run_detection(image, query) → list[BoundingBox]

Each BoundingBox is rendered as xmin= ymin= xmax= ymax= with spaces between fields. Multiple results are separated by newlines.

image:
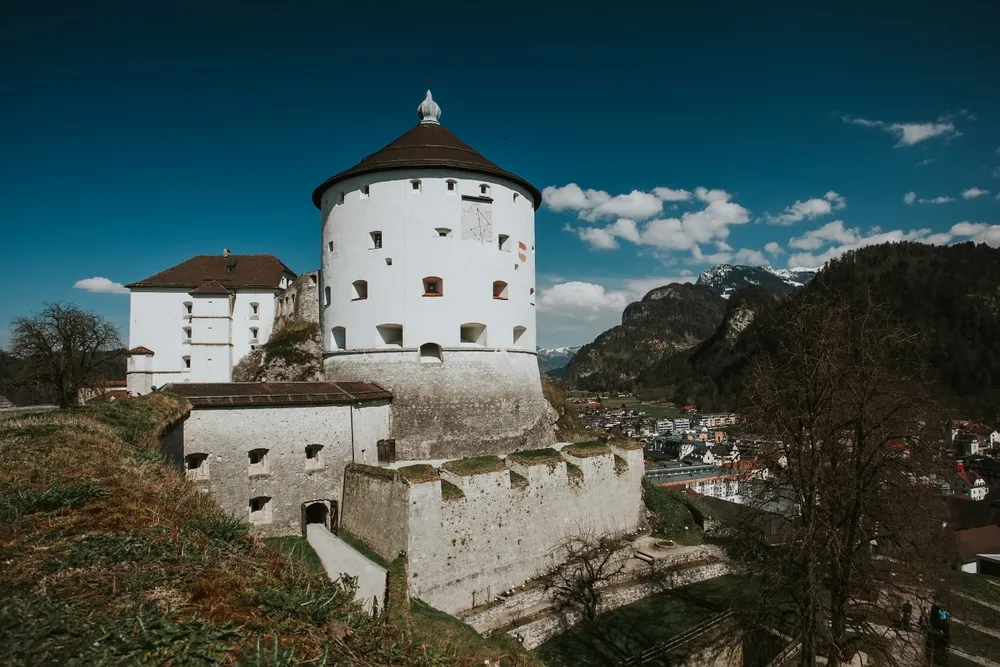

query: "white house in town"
xmin=954 ymin=464 xmax=989 ymax=502
xmin=125 ymin=252 xmax=295 ymax=393
xmin=312 ymin=91 xmax=554 ymax=460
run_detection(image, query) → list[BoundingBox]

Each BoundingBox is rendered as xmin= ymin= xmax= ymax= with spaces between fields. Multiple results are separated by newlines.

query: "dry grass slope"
xmin=0 ymin=395 xmax=533 ymax=666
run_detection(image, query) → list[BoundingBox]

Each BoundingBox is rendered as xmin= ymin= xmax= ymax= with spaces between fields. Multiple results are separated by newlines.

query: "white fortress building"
xmin=313 ymin=92 xmax=554 ymax=460
xmin=125 ymin=253 xmax=296 ymax=393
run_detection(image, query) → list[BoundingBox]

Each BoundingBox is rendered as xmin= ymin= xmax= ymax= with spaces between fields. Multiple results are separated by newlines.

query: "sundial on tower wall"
xmin=462 ymin=201 xmax=493 ymax=243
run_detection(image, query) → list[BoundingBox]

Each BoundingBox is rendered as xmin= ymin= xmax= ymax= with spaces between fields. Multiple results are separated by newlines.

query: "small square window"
xmin=447 ymin=180 xmax=456 ymax=192
xmin=183 ymin=356 xmax=191 ymax=369
xmin=480 ymin=184 xmax=489 ymax=195
xmin=339 ymin=192 xmax=345 ymax=204
xmin=184 ymin=302 xmax=192 ymax=315
xmin=435 ymin=227 xmax=452 ymax=237
xmin=226 ymin=264 xmax=235 ymax=273
xmin=411 ymin=180 xmax=421 ymax=191
xmin=499 ymin=234 xmax=511 ymax=252
xmin=361 ymin=184 xmax=370 ymax=197
xmin=370 ymin=231 xmax=382 ymax=250
xmin=328 ymin=240 xmax=334 ymax=252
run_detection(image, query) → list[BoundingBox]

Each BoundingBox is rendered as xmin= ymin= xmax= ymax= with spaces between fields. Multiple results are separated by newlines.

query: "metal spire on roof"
xmin=417 ymin=90 xmax=441 ymax=125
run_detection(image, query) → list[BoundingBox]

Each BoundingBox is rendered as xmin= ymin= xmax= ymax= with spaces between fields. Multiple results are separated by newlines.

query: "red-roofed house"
xmin=954 ymin=463 xmax=989 ymax=502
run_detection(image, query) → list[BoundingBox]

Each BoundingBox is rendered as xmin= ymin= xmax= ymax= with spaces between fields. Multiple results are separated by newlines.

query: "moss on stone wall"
xmin=509 ymin=470 xmax=529 ymax=490
xmin=614 ymin=454 xmax=629 ymax=476
xmin=398 ymin=464 xmax=440 ymax=484
xmin=441 ymin=456 xmax=505 ymax=476
xmin=566 ymin=462 xmax=584 ymax=485
xmin=346 ymin=462 xmax=398 ymax=482
xmin=441 ymin=480 xmax=465 ymax=501
xmin=506 ymin=447 xmax=563 ymax=468
xmin=563 ymin=441 xmax=611 ymax=458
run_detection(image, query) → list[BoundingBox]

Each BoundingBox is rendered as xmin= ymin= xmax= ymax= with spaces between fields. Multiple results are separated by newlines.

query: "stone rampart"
xmin=275 ymin=270 xmax=319 ymax=326
xmin=340 ymin=443 xmax=645 ymax=614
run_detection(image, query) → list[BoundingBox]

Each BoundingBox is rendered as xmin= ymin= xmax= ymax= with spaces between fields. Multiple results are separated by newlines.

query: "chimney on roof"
xmin=957 ymin=462 xmax=964 ymax=473
xmin=223 ymin=248 xmax=230 ymax=258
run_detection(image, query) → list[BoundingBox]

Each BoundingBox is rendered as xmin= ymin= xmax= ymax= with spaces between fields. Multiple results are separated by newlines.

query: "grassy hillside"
xmin=0 ymin=395 xmax=536 ymax=666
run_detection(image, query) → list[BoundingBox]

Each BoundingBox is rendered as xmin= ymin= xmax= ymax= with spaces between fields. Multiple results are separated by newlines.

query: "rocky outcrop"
xmin=233 ymin=321 xmax=323 ymax=383
xmin=565 ymin=283 xmax=726 ymax=390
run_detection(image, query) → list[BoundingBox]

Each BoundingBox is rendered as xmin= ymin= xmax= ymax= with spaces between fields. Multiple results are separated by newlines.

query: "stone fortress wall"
xmin=275 ymin=270 xmax=320 ymax=326
xmin=341 ymin=441 xmax=645 ymax=614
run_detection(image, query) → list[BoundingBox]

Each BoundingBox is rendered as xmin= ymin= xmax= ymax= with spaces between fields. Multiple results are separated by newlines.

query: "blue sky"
xmin=2 ymin=1 xmax=998 ymax=349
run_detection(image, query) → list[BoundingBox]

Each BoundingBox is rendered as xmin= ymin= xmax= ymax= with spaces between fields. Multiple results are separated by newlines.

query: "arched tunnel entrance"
xmin=301 ymin=500 xmax=336 ymax=534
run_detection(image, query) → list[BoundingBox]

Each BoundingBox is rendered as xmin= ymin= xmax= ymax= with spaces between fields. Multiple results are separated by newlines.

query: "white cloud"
xmin=73 ymin=277 xmax=129 ymax=295
xmin=783 ymin=218 xmax=1000 ymax=270
xmin=841 ymin=115 xmax=960 ymax=146
xmin=905 ymin=191 xmax=955 ymax=205
xmin=950 ymin=222 xmax=1000 ymax=247
xmin=764 ymin=242 xmax=783 ymax=256
xmin=570 ymin=188 xmax=753 ymax=263
xmin=653 ymin=187 xmax=692 ymax=201
xmin=732 ymin=248 xmax=769 ymax=266
xmin=536 ymin=275 xmax=696 ymax=319
xmin=787 ymin=220 xmax=858 ymax=251
xmin=693 ymin=187 xmax=732 ymax=203
xmin=542 ymin=183 xmax=698 ymax=222
xmin=764 ymin=190 xmax=846 ymax=225
xmin=962 ymin=187 xmax=990 ymax=200
xmin=916 ymin=158 xmax=934 ymax=167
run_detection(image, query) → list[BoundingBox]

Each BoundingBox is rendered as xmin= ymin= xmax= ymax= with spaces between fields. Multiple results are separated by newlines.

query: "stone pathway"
xmin=306 ymin=524 xmax=387 ymax=614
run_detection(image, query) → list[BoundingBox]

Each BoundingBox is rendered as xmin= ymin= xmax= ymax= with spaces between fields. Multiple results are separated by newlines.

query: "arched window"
xmin=331 ymin=327 xmax=346 ymax=350
xmin=513 ymin=326 xmax=527 ymax=347
xmin=420 ymin=343 xmax=443 ymax=363
xmin=352 ymin=280 xmax=368 ymax=300
xmin=493 ymin=281 xmax=509 ymax=300
xmin=460 ymin=323 xmax=487 ymax=346
xmin=376 ymin=324 xmax=403 ymax=348
xmin=423 ymin=276 xmax=443 ymax=296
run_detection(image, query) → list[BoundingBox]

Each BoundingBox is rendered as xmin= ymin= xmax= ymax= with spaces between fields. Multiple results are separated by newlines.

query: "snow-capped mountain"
xmin=695 ymin=264 xmax=819 ymax=299
xmin=536 ymin=346 xmax=580 ymax=375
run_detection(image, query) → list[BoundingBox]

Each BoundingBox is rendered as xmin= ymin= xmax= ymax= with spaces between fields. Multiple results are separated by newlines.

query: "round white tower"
xmin=313 ymin=92 xmax=554 ymax=460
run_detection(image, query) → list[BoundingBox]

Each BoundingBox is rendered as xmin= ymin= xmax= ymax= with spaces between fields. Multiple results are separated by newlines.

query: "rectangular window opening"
xmin=369 ymin=231 xmax=382 ymax=250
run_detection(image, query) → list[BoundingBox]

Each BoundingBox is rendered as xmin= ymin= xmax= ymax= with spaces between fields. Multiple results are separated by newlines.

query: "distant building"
xmin=953 ymin=463 xmax=989 ymax=502
xmin=125 ymin=252 xmax=296 ymax=393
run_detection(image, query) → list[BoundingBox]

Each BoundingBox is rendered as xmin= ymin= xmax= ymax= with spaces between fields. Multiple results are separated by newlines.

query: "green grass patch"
xmin=397 ymin=463 xmax=440 ymax=484
xmin=0 ymin=483 xmax=107 ymax=520
xmin=642 ymin=478 xmax=706 ymax=545
xmin=563 ymin=441 xmax=611 ymax=458
xmin=509 ymin=470 xmax=529 ymax=490
xmin=263 ymin=537 xmax=326 ymax=577
xmin=336 ymin=529 xmax=390 ymax=569
xmin=507 ymin=447 xmax=563 ymax=468
xmin=534 ymin=575 xmax=739 ymax=666
xmin=441 ymin=455 xmax=506 ymax=476
xmin=411 ymin=598 xmax=543 ymax=666
xmin=441 ymin=480 xmax=465 ymax=501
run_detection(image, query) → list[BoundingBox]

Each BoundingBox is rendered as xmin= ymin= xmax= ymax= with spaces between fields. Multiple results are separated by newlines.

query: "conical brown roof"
xmin=311 ymin=109 xmax=540 ymax=209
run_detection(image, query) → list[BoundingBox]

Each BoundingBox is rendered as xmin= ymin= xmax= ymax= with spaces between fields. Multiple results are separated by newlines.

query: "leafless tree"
xmin=540 ymin=531 xmax=637 ymax=622
xmin=723 ymin=285 xmax=954 ymax=667
xmin=9 ymin=302 xmax=123 ymax=408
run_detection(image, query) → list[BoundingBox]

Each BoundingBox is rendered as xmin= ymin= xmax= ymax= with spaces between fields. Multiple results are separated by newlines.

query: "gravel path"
xmin=306 ymin=524 xmax=387 ymax=614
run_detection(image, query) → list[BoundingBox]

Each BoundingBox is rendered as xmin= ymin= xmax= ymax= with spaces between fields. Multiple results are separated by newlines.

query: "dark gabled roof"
xmin=189 ymin=280 xmax=233 ymax=296
xmin=311 ymin=119 xmax=541 ymax=210
xmin=158 ymin=382 xmax=392 ymax=407
xmin=125 ymin=254 xmax=294 ymax=290
xmin=128 ymin=346 xmax=155 ymax=356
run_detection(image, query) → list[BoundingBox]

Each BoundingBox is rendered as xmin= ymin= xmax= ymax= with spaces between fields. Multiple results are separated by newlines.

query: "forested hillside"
xmin=643 ymin=242 xmax=1000 ymax=419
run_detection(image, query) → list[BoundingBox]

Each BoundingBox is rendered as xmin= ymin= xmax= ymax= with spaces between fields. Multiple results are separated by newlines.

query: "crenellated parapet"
xmin=341 ymin=441 xmax=645 ymax=614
